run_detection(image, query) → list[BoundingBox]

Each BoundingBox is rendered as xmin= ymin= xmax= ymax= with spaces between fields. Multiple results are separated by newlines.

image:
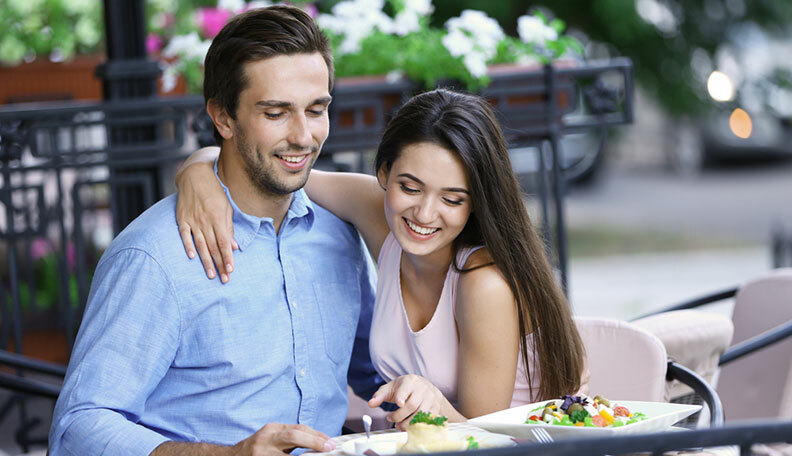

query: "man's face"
xmin=230 ymin=53 xmax=331 ymax=196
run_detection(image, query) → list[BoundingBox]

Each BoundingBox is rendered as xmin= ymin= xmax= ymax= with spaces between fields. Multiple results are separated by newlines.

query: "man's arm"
xmin=151 ymin=424 xmax=335 ymax=456
xmin=49 ymin=248 xmax=180 ymax=456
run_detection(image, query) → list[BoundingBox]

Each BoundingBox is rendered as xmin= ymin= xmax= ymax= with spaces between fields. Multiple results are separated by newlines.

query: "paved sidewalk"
xmin=569 ymin=246 xmax=770 ymax=320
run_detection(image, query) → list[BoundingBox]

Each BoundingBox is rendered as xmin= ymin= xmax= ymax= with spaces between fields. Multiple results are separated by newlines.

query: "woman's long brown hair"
xmin=375 ymin=88 xmax=585 ymax=400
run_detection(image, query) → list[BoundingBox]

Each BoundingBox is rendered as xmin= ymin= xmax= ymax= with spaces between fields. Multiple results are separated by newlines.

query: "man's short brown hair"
xmin=203 ymin=5 xmax=334 ymax=144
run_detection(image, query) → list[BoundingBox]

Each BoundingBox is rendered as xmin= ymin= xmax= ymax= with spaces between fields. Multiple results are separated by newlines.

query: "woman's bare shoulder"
xmin=456 ymin=248 xmax=515 ymax=319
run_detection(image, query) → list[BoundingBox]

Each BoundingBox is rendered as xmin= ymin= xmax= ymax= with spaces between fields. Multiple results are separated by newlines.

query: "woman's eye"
xmin=443 ymin=198 xmax=464 ymax=206
xmin=399 ymin=183 xmax=419 ymax=194
xmin=264 ymin=112 xmax=283 ymax=119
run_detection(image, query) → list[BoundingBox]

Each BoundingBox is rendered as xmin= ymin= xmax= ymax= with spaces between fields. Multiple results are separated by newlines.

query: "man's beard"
xmin=235 ymin=125 xmax=318 ymax=196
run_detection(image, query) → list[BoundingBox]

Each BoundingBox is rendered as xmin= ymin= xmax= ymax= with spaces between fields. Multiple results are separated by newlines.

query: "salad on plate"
xmin=525 ymin=394 xmax=647 ymax=428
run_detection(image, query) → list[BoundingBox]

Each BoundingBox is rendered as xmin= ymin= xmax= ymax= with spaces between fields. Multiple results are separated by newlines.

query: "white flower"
xmin=161 ymin=63 xmax=178 ymax=93
xmin=463 ymin=53 xmax=488 ymax=78
xmin=442 ymin=29 xmax=474 ymax=58
xmin=444 ymin=10 xmax=504 ymax=60
xmin=218 ymin=0 xmax=246 ymax=12
xmin=448 ymin=10 xmax=504 ymax=42
xmin=246 ymin=1 xmax=274 ymax=10
xmin=393 ymin=11 xmax=421 ymax=36
xmin=63 ymin=0 xmax=95 ymax=15
xmin=195 ymin=39 xmax=212 ymax=64
xmin=386 ymin=70 xmax=405 ymax=83
xmin=319 ymin=0 xmax=395 ymax=55
xmin=517 ymin=15 xmax=558 ymax=45
xmin=75 ymin=17 xmax=101 ymax=47
xmin=163 ymin=32 xmax=208 ymax=60
xmin=403 ymin=0 xmax=434 ymax=17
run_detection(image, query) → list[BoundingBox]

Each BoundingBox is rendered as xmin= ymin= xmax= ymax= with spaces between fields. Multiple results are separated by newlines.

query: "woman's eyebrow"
xmin=397 ymin=173 xmax=469 ymax=194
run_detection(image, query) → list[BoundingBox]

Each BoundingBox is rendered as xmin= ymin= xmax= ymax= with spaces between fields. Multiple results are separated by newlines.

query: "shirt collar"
xmin=213 ymin=159 xmax=315 ymax=250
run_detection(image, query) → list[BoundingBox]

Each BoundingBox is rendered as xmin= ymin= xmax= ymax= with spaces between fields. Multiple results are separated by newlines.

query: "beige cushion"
xmin=633 ymin=310 xmax=733 ymax=400
xmin=575 ymin=317 xmax=668 ymax=401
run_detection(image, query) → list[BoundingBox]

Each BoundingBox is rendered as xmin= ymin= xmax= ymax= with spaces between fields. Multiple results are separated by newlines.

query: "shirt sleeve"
xmin=49 ymin=247 xmax=181 ymax=456
xmin=346 ymin=242 xmax=384 ymax=401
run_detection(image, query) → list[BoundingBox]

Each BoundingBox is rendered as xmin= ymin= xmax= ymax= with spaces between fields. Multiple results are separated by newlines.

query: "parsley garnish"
xmin=410 ymin=411 xmax=448 ymax=426
xmin=569 ymin=410 xmax=590 ymax=423
xmin=466 ymin=436 xmax=479 ymax=450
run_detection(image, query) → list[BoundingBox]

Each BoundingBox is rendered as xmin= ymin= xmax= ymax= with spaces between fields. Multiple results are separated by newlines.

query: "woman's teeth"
xmin=278 ymin=155 xmax=304 ymax=163
xmin=406 ymin=219 xmax=439 ymax=235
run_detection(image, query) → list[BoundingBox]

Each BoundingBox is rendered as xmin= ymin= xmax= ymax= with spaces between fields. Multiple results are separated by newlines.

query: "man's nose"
xmin=287 ymin=113 xmax=312 ymax=148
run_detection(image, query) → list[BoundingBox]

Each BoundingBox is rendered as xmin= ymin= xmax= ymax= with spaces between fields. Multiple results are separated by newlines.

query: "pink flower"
xmin=303 ymin=3 xmax=318 ymax=18
xmin=146 ymin=33 xmax=164 ymax=55
xmin=31 ymin=238 xmax=50 ymax=261
xmin=66 ymin=243 xmax=76 ymax=272
xmin=197 ymin=8 xmax=233 ymax=39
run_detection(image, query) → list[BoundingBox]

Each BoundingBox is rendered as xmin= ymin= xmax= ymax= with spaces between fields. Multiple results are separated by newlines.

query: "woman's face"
xmin=379 ymin=142 xmax=473 ymax=259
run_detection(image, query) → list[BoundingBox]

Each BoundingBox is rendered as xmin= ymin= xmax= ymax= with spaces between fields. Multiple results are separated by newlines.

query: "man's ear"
xmin=206 ymin=99 xmax=234 ymax=140
xmin=376 ymin=166 xmax=389 ymax=190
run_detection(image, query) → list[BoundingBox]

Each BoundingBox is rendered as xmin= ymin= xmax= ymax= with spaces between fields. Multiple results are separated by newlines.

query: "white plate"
xmin=340 ymin=429 xmax=515 ymax=455
xmin=468 ymin=400 xmax=701 ymax=439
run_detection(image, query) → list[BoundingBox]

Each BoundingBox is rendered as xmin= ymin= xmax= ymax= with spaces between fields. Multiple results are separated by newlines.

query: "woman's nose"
xmin=414 ymin=197 xmax=437 ymax=224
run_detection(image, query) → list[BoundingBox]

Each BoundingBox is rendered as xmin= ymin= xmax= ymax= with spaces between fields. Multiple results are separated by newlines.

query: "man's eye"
xmin=308 ymin=108 xmax=326 ymax=116
xmin=399 ymin=183 xmax=419 ymax=194
xmin=265 ymin=112 xmax=283 ymax=119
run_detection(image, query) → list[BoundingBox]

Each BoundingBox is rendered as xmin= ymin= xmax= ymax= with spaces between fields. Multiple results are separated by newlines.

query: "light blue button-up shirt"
xmin=49 ymin=167 xmax=380 ymax=456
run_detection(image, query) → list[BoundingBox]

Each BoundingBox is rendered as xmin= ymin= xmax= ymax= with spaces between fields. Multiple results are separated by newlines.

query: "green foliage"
xmin=545 ymin=0 xmax=792 ymax=115
xmin=7 ymin=254 xmax=92 ymax=311
xmin=0 ymin=0 xmax=103 ymax=65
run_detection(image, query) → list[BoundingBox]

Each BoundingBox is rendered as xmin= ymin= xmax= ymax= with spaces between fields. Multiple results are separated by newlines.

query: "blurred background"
xmin=1 ymin=0 xmax=792 ymax=454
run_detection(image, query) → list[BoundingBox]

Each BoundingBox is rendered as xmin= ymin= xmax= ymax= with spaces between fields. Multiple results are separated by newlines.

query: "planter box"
xmin=0 ymin=55 xmax=187 ymax=105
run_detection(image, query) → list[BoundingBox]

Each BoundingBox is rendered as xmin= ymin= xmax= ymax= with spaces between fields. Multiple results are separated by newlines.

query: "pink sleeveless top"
xmin=370 ymin=233 xmax=539 ymax=408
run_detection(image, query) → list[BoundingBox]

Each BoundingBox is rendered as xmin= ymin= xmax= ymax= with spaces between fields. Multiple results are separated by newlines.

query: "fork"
xmin=531 ymin=427 xmax=554 ymax=444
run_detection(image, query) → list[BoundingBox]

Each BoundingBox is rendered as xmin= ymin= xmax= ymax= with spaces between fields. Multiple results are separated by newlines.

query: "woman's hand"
xmin=367 ymin=374 xmax=465 ymax=430
xmin=175 ymin=149 xmax=237 ymax=283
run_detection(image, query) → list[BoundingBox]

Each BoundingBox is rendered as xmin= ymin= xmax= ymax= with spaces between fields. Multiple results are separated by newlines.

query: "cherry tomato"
xmin=613 ymin=406 xmax=631 ymax=417
xmin=591 ymin=415 xmax=608 ymax=427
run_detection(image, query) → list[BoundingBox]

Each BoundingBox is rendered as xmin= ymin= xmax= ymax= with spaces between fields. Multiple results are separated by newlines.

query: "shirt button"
xmin=291 ymin=300 xmax=297 ymax=308
xmin=300 ymin=369 xmax=306 ymax=377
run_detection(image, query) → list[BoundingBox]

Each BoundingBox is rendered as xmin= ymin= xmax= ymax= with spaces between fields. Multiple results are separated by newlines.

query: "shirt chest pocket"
xmin=313 ymin=282 xmax=360 ymax=364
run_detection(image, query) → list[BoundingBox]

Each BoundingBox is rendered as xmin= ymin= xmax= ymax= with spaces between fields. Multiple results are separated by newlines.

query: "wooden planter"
xmin=0 ymin=55 xmax=187 ymax=105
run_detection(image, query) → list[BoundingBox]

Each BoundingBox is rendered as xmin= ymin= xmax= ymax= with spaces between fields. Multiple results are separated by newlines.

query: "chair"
xmin=574 ymin=316 xmax=723 ymax=427
xmin=634 ymin=268 xmax=792 ymax=422
xmin=575 ymin=317 xmax=668 ymax=401
xmin=717 ymin=269 xmax=792 ymax=421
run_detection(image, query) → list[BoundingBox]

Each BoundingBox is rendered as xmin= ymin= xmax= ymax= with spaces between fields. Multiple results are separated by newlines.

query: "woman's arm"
xmin=175 ymin=146 xmax=237 ymax=283
xmin=304 ymin=170 xmax=389 ymax=259
xmin=454 ymin=250 xmax=521 ymax=418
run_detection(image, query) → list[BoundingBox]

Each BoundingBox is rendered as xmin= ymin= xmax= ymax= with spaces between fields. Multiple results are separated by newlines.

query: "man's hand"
xmin=151 ymin=423 xmax=335 ymax=456
xmin=234 ymin=423 xmax=336 ymax=455
xmin=367 ymin=374 xmax=465 ymax=430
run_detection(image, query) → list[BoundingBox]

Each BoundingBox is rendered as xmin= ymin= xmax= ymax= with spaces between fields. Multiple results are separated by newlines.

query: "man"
xmin=49 ymin=6 xmax=380 ymax=455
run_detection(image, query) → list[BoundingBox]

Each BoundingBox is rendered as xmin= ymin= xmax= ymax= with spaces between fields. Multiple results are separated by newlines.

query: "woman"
xmin=175 ymin=89 xmax=587 ymax=428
